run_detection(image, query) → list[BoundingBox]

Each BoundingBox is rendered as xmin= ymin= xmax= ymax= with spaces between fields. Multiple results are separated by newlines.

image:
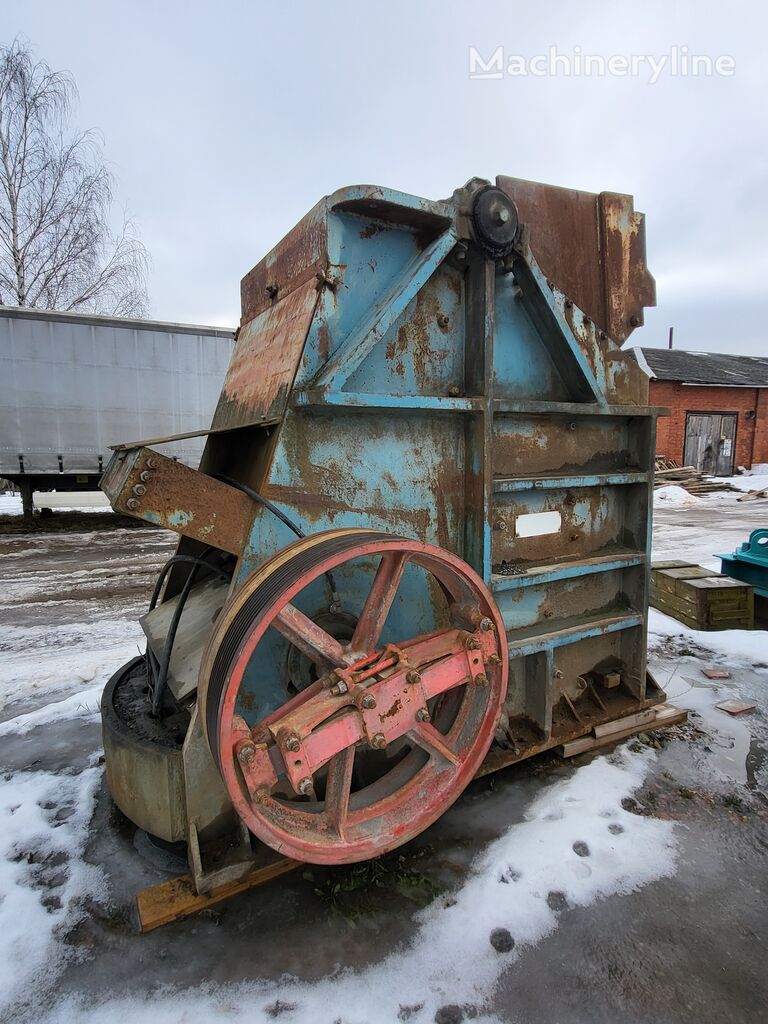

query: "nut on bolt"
xmin=297 ymin=777 xmax=313 ymax=796
xmin=406 ymin=669 xmax=422 ymax=685
xmin=474 ymin=673 xmax=489 ymax=687
xmin=370 ymin=733 xmax=387 ymax=749
xmin=132 ymin=483 xmax=146 ymax=496
xmin=360 ymin=692 xmax=376 ymax=710
xmin=126 ymin=497 xmax=140 ymax=511
xmin=416 ymin=707 xmax=430 ymax=723
xmin=282 ymin=732 xmax=301 ymax=753
xmin=465 ymin=636 xmax=481 ymax=651
xmin=237 ymin=743 xmax=256 ymax=765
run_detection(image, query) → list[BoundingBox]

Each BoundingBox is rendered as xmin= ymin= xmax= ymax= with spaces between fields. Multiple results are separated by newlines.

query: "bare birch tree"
xmin=0 ymin=39 xmax=148 ymax=315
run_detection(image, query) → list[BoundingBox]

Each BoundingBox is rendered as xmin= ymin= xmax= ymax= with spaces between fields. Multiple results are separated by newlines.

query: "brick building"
xmin=632 ymin=348 xmax=768 ymax=475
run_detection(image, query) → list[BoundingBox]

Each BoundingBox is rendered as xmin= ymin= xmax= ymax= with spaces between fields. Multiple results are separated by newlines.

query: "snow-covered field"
xmin=0 ymin=492 xmax=766 ymax=1023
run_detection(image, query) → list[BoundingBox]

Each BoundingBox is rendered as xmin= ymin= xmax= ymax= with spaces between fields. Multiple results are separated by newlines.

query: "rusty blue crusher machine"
xmin=101 ymin=175 xmax=662 ymax=899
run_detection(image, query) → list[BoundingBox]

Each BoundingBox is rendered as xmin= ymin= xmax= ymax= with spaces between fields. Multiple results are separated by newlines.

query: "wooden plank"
xmin=593 ymin=708 xmax=655 ymax=738
xmin=559 ymin=704 xmax=687 ymax=757
xmin=136 ymin=856 xmax=300 ymax=933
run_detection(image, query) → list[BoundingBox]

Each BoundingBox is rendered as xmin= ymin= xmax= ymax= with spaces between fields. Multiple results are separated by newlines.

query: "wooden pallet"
xmin=558 ymin=703 xmax=687 ymax=757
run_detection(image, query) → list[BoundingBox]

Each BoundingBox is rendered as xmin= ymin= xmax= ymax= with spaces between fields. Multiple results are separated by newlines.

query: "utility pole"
xmin=668 ymin=326 xmax=674 ymax=349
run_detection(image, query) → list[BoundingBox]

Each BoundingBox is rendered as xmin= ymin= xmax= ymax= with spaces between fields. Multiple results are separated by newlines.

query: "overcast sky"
xmin=2 ymin=0 xmax=766 ymax=355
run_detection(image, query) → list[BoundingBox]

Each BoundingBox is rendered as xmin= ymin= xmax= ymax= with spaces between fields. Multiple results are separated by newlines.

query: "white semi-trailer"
xmin=0 ymin=306 xmax=233 ymax=521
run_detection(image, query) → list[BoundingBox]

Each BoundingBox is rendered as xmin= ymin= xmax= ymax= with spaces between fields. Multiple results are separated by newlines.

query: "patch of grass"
xmin=310 ymin=847 xmax=445 ymax=926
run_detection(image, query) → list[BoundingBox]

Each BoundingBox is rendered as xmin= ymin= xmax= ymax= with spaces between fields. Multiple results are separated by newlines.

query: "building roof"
xmin=633 ymin=347 xmax=768 ymax=387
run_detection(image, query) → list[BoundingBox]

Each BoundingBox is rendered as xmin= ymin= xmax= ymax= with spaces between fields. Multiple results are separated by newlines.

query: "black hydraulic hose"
xmin=213 ymin=473 xmax=340 ymax=605
xmin=149 ymin=553 xmax=226 ymax=612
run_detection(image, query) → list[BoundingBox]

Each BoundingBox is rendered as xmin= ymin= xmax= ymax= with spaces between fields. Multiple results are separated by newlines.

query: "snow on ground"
xmin=0 ymin=492 xmax=765 ymax=1023
xmin=648 ymin=608 xmax=767 ymax=666
xmin=0 ymin=619 xmax=145 ymax=717
xmin=654 ymin=484 xmax=701 ymax=507
xmin=722 ymin=472 xmax=768 ymax=493
xmin=42 ymin=749 xmax=676 ymax=1024
xmin=0 ymin=760 xmax=106 ymax=1013
xmin=0 ymin=492 xmax=110 ymax=514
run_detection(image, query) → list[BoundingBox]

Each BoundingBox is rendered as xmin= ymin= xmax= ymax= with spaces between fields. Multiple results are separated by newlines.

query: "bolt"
xmin=370 ymin=733 xmax=387 ymax=749
xmin=126 ymin=498 xmax=139 ymax=511
xmin=448 ymin=384 xmax=461 ymax=397
xmin=254 ymin=787 xmax=270 ymax=804
xmin=266 ymin=283 xmax=279 ymax=299
xmin=132 ymin=483 xmax=146 ymax=496
xmin=494 ymin=206 xmax=511 ymax=225
xmin=465 ymin=637 xmax=481 ymax=651
xmin=583 ymin=315 xmax=591 ymax=325
xmin=487 ymin=653 xmax=502 ymax=666
xmin=553 ymin=669 xmax=564 ymax=680
xmin=438 ymin=314 xmax=450 ymax=328
xmin=565 ymin=299 xmax=573 ymax=309
xmin=452 ymin=242 xmax=469 ymax=264
xmin=282 ymin=733 xmax=300 ymax=753
xmin=297 ymin=777 xmax=313 ymax=796
xmin=479 ymin=617 xmax=493 ymax=632
xmin=237 ymin=743 xmax=256 ymax=765
xmin=330 ymin=680 xmax=349 ymax=696
xmin=406 ymin=669 xmax=422 ymax=685
xmin=139 ymin=471 xmax=151 ymax=483
xmin=416 ymin=708 xmax=430 ymax=723
xmin=494 ymin=519 xmax=507 ymax=531
xmin=629 ymin=314 xmax=641 ymax=327
xmin=146 ymin=457 xmax=156 ymax=469
xmin=568 ymin=421 xmax=577 ymax=431
xmin=474 ymin=673 xmax=489 ymax=687
xmin=361 ymin=693 xmax=376 ymax=710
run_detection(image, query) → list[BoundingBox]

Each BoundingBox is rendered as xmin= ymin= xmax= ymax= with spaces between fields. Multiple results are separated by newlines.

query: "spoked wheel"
xmin=199 ymin=529 xmax=508 ymax=864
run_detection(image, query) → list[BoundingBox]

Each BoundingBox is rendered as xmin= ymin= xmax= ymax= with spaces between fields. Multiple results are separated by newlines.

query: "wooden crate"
xmin=651 ymin=561 xmax=754 ymax=630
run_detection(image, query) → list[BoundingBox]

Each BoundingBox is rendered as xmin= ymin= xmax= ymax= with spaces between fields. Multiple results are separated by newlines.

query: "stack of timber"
xmin=651 ymin=560 xmax=754 ymax=630
xmin=654 ymin=457 xmax=739 ymax=495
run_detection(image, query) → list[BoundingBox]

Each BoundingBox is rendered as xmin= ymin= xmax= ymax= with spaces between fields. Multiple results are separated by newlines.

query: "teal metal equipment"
xmin=720 ymin=529 xmax=768 ymax=599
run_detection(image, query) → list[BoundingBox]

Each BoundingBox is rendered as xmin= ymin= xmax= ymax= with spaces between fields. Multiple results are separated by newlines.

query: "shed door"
xmin=684 ymin=413 xmax=737 ymax=476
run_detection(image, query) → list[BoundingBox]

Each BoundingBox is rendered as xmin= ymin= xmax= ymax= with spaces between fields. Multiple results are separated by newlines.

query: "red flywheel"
xmin=199 ymin=529 xmax=508 ymax=864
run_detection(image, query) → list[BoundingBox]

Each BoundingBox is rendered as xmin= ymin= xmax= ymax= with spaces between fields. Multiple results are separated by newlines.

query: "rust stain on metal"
xmin=101 ymin=447 xmax=253 ymax=554
xmin=380 ymin=697 xmax=403 ymax=721
xmin=212 ymin=278 xmax=319 ymax=431
xmin=240 ymin=200 xmax=328 ymax=324
xmin=496 ymin=175 xmax=656 ymax=344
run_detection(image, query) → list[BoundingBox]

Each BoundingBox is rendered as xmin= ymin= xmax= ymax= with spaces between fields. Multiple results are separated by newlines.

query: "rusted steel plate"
xmin=497 ymin=175 xmax=656 ymax=344
xmin=211 ymin=277 xmax=319 ymax=431
xmin=101 ymin=447 xmax=253 ymax=554
xmin=240 ymin=199 xmax=327 ymax=324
